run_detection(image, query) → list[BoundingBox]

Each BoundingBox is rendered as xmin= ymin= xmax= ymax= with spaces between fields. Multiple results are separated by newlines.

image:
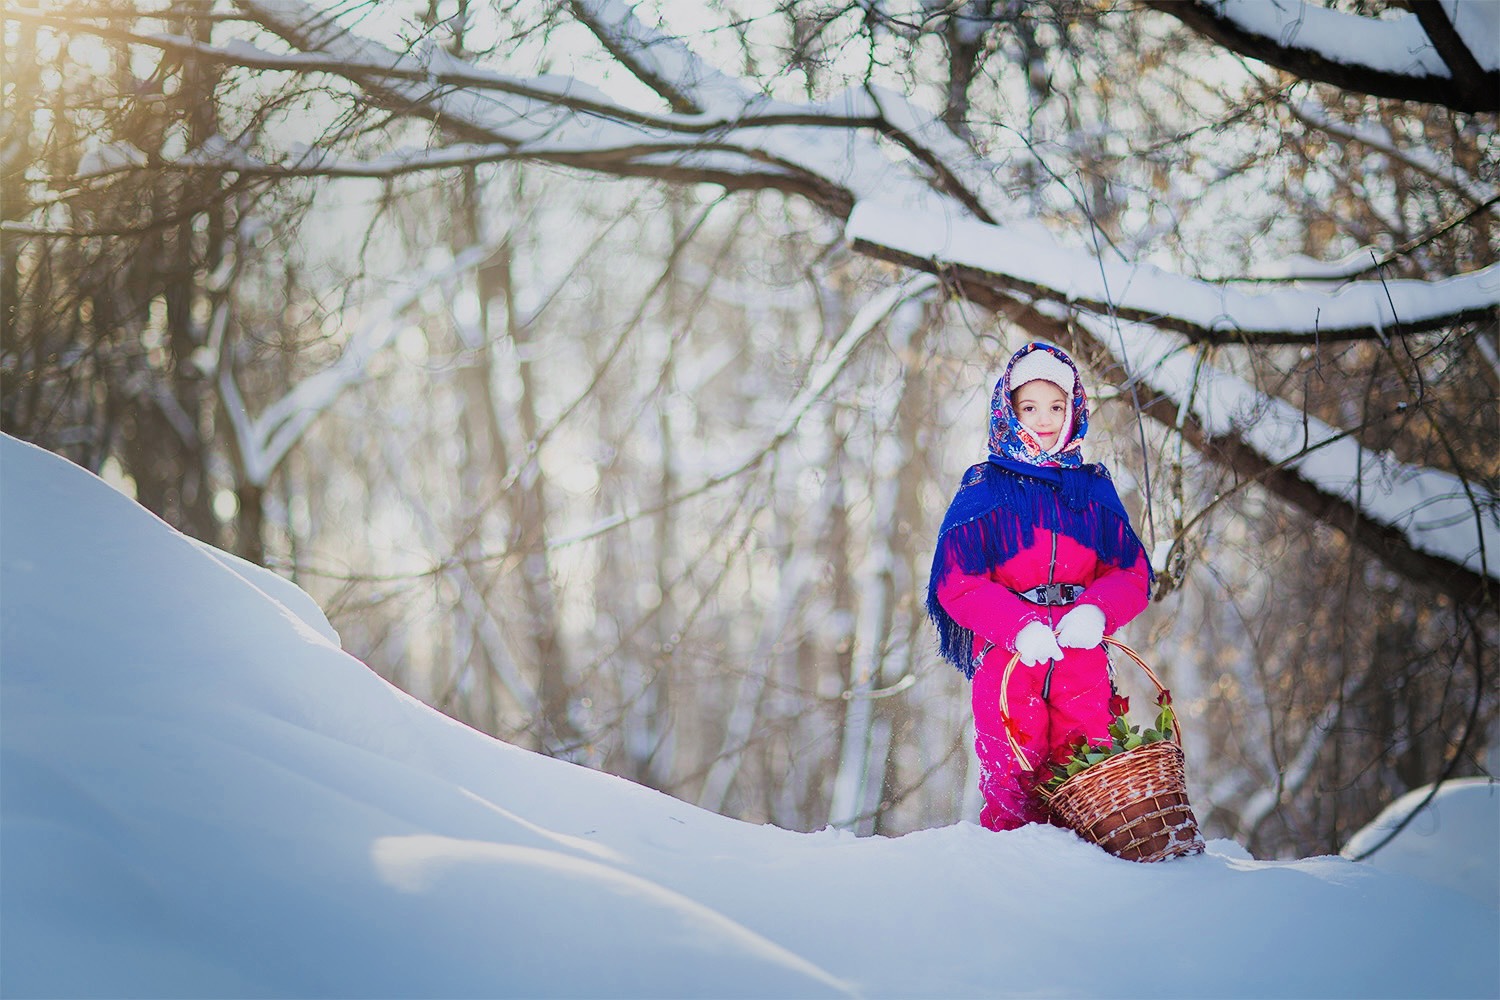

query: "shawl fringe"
xmin=927 ymin=461 xmax=1149 ymax=679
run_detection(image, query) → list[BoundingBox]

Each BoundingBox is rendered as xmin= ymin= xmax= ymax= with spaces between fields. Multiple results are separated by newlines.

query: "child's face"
xmin=1011 ymin=379 xmax=1069 ymax=450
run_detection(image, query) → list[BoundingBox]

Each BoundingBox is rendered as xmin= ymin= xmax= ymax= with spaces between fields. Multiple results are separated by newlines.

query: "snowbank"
xmin=1343 ymin=778 xmax=1500 ymax=908
xmin=2 ymin=433 xmax=1496 ymax=999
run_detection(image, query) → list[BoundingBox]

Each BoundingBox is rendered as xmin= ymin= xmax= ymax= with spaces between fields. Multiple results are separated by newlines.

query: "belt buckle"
xmin=1042 ymin=583 xmax=1076 ymax=605
xmin=1020 ymin=583 xmax=1077 ymax=606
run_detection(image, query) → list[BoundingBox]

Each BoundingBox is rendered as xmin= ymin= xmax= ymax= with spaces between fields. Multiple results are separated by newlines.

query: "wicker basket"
xmin=1001 ymin=638 xmax=1204 ymax=863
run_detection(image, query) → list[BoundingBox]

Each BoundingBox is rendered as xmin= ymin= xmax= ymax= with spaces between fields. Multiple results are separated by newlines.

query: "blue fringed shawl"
xmin=926 ymin=458 xmax=1149 ymax=679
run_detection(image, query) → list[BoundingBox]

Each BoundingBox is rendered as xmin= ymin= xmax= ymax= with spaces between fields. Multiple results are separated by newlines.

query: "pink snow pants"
xmin=971 ymin=645 xmax=1113 ymax=831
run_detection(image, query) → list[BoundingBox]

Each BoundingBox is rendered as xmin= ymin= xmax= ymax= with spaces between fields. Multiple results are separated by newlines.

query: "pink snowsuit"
xmin=927 ymin=343 xmax=1152 ymax=831
xmin=937 ymin=531 xmax=1151 ymax=830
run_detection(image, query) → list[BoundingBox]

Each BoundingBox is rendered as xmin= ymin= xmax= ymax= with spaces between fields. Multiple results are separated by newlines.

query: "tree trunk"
xmin=828 ymin=299 xmax=926 ymax=833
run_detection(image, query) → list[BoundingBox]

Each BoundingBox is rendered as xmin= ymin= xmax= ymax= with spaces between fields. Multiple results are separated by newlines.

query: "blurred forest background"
xmin=4 ymin=0 xmax=1496 ymax=859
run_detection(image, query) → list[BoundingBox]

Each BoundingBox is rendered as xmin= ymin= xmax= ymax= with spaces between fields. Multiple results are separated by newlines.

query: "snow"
xmin=188 ymin=537 xmax=340 ymax=646
xmin=1342 ymin=778 xmax=1500 ymax=909
xmin=845 ymin=200 xmax=1500 ymax=339
xmin=572 ymin=0 xmax=756 ymax=117
xmin=1444 ymin=0 xmax=1500 ymax=71
xmin=74 ymin=139 xmax=148 ymax=178
xmin=2 ymin=430 xmax=1497 ymax=998
xmin=1211 ymin=0 xmax=1453 ymax=77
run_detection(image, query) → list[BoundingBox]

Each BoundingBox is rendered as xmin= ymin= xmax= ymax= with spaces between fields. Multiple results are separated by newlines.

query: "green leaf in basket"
xmin=1084 ymin=751 xmax=1110 ymax=766
xmin=1124 ymin=733 xmax=1142 ymax=750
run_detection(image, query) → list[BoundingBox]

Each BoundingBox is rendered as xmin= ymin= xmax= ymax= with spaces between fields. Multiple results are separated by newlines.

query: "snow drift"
xmin=1 ymin=433 xmax=1495 ymax=999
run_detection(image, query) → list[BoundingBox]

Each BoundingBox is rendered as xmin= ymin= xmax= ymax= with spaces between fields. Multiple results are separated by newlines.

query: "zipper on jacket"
xmin=1042 ymin=531 xmax=1059 ymax=701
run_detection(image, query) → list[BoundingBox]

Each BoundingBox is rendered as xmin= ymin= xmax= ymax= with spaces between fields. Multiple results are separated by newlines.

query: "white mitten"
xmin=1056 ymin=603 xmax=1106 ymax=649
xmin=1014 ymin=620 xmax=1065 ymax=666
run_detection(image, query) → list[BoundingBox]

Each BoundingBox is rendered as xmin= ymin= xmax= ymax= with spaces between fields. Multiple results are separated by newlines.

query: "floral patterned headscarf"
xmin=988 ymin=342 xmax=1089 ymax=468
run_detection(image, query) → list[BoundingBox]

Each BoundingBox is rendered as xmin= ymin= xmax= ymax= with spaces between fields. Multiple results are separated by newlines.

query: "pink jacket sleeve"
xmin=935 ymin=569 xmax=1049 ymax=655
xmin=1077 ymin=548 xmax=1152 ymax=635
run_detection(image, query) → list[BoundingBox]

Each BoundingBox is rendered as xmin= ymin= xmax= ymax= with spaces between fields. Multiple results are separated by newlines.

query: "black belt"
xmin=1015 ymin=583 xmax=1084 ymax=606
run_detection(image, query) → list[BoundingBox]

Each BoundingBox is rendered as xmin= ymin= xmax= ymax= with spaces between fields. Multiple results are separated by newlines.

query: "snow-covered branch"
xmin=1143 ymin=0 xmax=1500 ymax=113
xmin=1082 ymin=310 xmax=1499 ymax=603
xmin=1290 ymin=102 xmax=1498 ymax=207
xmin=847 ymin=201 xmax=1500 ymax=344
xmin=850 ymin=260 xmax=1500 ymax=605
xmin=186 ymin=6 xmax=1499 ymax=350
xmin=568 ymin=0 xmax=752 ymax=117
xmin=218 ymin=243 xmax=495 ymax=486
xmin=13 ymin=7 xmax=946 ymax=143
xmin=233 ymin=0 xmax=972 ymax=217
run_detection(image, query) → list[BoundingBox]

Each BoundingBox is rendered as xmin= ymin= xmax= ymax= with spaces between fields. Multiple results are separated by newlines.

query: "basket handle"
xmin=997 ymin=636 xmax=1180 ymax=772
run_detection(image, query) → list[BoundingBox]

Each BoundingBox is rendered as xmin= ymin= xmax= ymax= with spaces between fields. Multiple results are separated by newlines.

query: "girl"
xmin=928 ymin=342 xmax=1153 ymax=831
